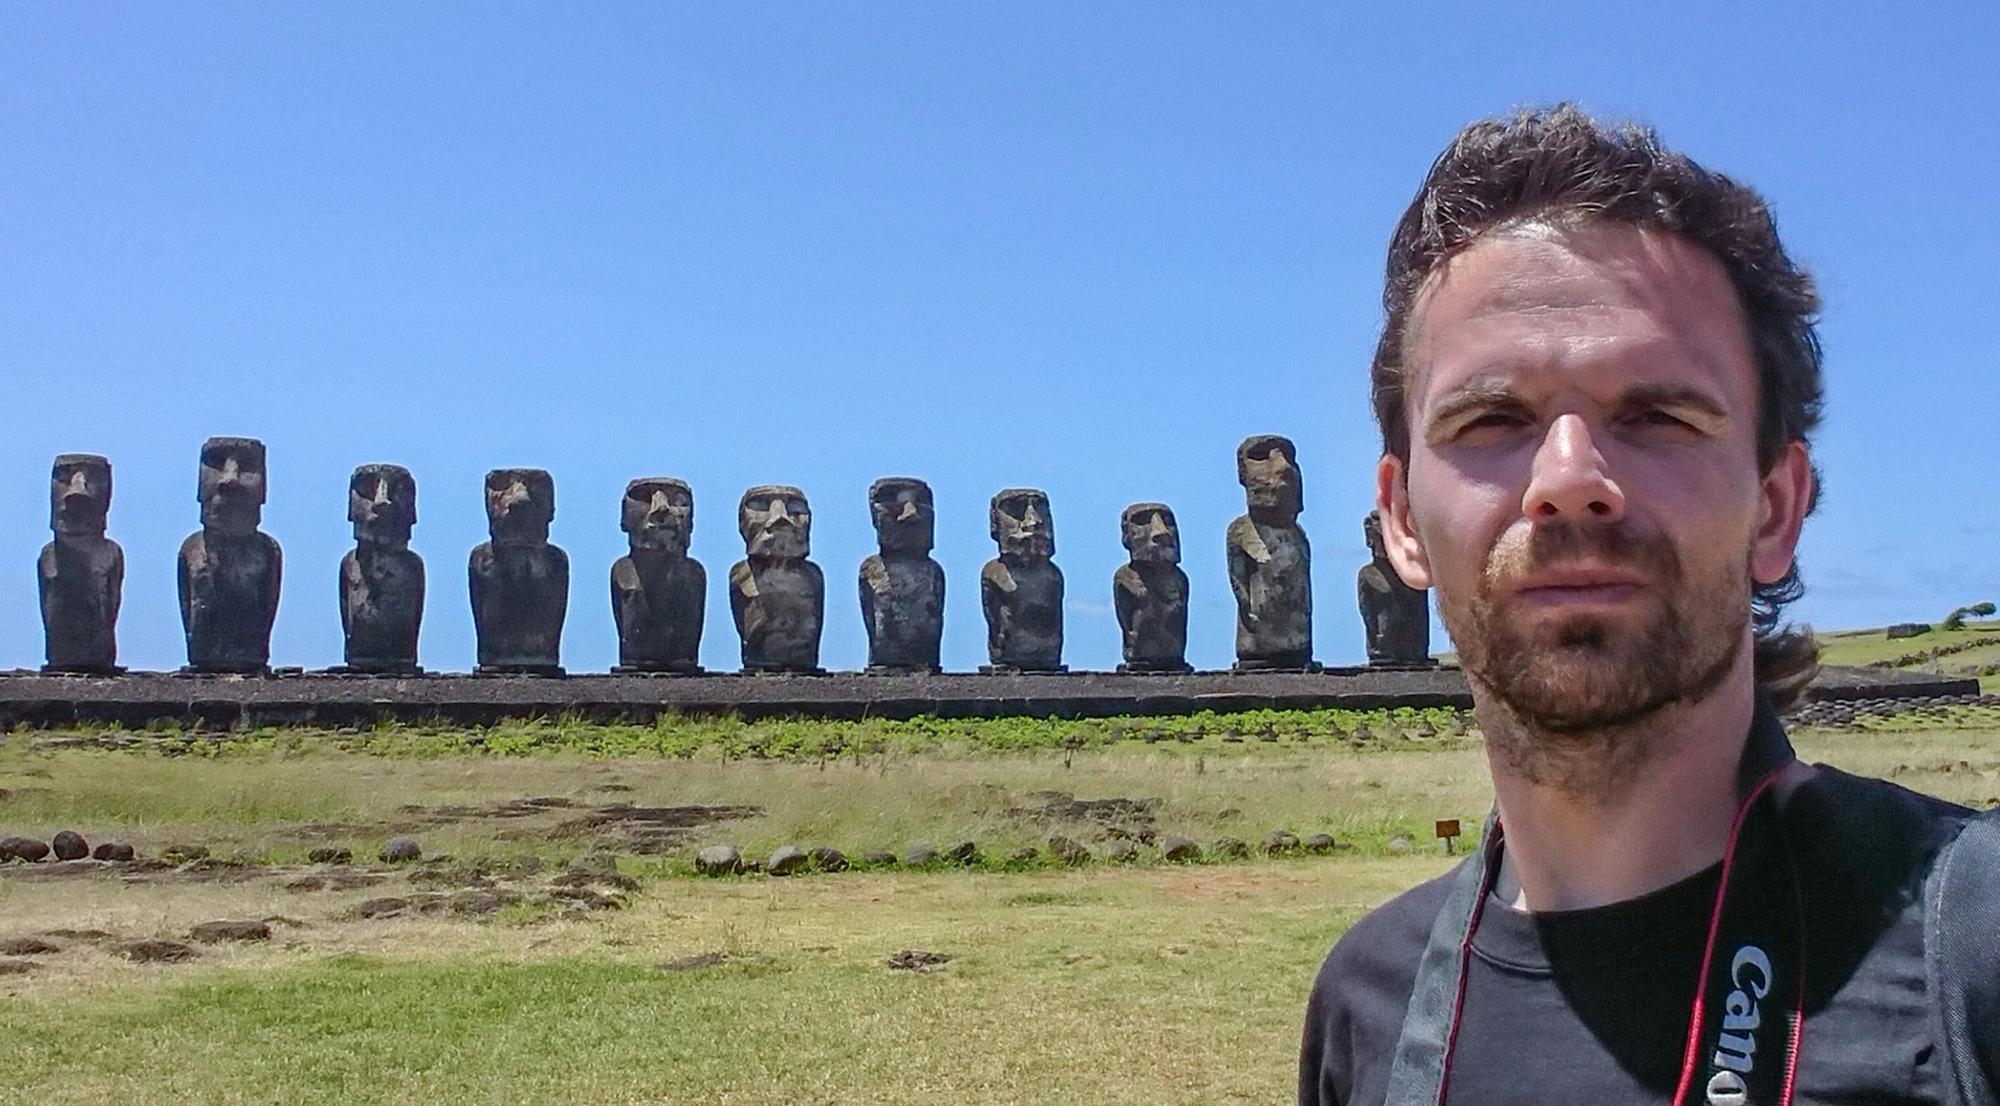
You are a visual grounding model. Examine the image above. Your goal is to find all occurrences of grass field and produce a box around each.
[1815,621,2000,692]
[3,707,1998,1105]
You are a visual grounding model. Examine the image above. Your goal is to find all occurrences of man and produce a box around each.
[1299,106,1999,1105]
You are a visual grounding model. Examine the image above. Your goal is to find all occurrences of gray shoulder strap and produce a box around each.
[1382,813,1498,1106]
[1929,808,2000,1106]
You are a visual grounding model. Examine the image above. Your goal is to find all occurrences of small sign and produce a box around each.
[1435,819,1462,854]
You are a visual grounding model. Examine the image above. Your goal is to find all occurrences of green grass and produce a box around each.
[2,714,1997,1104]
[1816,623,2000,692]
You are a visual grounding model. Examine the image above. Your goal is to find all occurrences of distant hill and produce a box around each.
[1815,624,2000,693]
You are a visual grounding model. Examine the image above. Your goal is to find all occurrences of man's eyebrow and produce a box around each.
[1617,382,1730,420]
[1424,376,1523,428]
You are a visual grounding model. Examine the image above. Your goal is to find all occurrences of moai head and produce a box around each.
[739,485,811,559]
[1236,434,1302,522]
[869,477,935,556]
[1120,502,1180,565]
[623,477,694,556]
[484,468,555,544]
[349,464,417,546]
[50,453,112,536]
[198,437,268,536]
[991,488,1054,560]
[1363,510,1387,562]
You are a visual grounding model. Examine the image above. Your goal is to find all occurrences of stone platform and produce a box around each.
[0,664,1974,729]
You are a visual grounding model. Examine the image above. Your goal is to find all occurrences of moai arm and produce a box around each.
[686,560,706,649]
[177,534,199,641]
[729,561,759,647]
[980,563,1008,659]
[468,548,487,632]
[339,552,357,641]
[858,557,883,644]
[611,558,642,641]
[1227,538,1256,626]
[547,546,570,638]
[107,544,125,629]
[261,536,283,631]
[1113,564,1143,640]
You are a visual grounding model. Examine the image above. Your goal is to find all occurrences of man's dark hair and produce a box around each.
[1370,104,1825,707]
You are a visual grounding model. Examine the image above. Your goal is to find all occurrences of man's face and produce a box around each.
[740,485,811,559]
[624,479,694,555]
[870,479,934,556]
[1377,222,1810,732]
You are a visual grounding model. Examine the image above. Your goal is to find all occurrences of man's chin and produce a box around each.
[1481,651,1678,733]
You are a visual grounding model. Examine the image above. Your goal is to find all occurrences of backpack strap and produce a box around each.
[1928,807,2000,1106]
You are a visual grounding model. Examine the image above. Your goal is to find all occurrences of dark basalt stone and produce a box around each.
[469,469,567,675]
[179,437,281,674]
[339,464,425,674]
[1226,435,1313,671]
[729,485,824,674]
[39,453,125,675]
[1114,502,1191,674]
[980,488,1064,673]
[858,477,944,674]
[611,478,705,674]
[1358,510,1435,668]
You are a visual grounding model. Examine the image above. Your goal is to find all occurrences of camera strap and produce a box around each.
[1383,702,1805,1105]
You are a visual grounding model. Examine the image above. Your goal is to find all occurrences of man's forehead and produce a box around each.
[1406,222,1756,409]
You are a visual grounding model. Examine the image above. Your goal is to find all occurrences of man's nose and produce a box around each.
[1522,414,1626,522]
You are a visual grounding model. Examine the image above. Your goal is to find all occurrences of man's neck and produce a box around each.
[1484,660,1763,914]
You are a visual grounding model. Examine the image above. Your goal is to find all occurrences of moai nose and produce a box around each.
[65,471,90,496]
[219,457,242,485]
[897,500,920,522]
[649,489,672,514]
[768,498,791,522]
[371,480,393,506]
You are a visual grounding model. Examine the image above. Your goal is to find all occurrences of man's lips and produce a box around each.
[1511,569,1648,608]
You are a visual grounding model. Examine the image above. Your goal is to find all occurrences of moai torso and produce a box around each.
[859,477,944,673]
[614,553,706,670]
[470,468,567,673]
[729,485,824,673]
[39,453,123,673]
[1358,512,1430,666]
[981,488,1064,672]
[1114,501,1190,673]
[180,437,281,673]
[612,478,705,672]
[339,463,424,673]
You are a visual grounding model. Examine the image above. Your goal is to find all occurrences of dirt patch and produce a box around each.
[1152,867,1318,901]
[1008,791,1161,843]
[542,803,761,854]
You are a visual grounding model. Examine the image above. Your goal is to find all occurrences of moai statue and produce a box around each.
[338,464,424,674]
[1226,434,1314,671]
[980,488,1064,673]
[1358,510,1434,667]
[178,437,282,674]
[1113,502,1190,674]
[611,477,705,673]
[38,454,124,674]
[729,485,824,673]
[469,468,567,675]
[859,477,945,674]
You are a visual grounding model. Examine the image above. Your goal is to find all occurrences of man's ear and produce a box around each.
[1376,454,1432,589]
[1750,441,1814,585]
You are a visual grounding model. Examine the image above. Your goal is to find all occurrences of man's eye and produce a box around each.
[1634,409,1693,430]
[1461,411,1527,434]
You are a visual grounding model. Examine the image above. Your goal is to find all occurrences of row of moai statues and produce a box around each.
[34,435,1435,676]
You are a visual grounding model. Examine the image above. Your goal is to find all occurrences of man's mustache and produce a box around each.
[1483,521,1680,590]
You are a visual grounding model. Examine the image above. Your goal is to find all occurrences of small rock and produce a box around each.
[0,959,34,976]
[903,843,940,867]
[189,920,271,944]
[887,949,952,972]
[548,886,622,911]
[92,842,135,862]
[1265,830,1300,856]
[740,859,764,875]
[351,896,411,920]
[1303,833,1337,853]
[0,837,51,863]
[767,845,810,876]
[50,831,89,861]
[379,836,422,864]
[1161,835,1201,863]
[1213,836,1249,860]
[159,844,209,865]
[0,937,60,956]
[1104,840,1139,863]
[41,928,112,943]
[659,951,728,972]
[447,889,519,916]
[694,845,743,876]
[119,939,197,964]
[944,840,981,866]
[307,847,353,865]
[1047,835,1091,865]
[1387,834,1415,856]
[1008,846,1040,864]
[862,850,898,867]
[808,847,848,873]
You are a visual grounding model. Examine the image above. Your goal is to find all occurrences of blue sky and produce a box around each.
[4,3,1996,674]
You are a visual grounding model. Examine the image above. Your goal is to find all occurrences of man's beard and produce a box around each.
[1438,520,1747,795]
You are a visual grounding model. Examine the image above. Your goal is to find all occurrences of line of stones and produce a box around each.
[37,435,1435,677]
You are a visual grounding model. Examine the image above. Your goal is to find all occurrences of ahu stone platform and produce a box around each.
[0,664,1973,729]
